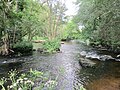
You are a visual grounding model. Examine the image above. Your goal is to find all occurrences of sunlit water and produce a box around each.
[0,40,120,90]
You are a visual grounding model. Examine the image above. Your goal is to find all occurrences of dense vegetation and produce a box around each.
[73,0,120,53]
[0,0,119,90]
[0,0,66,55]
[0,0,119,55]
[0,69,58,90]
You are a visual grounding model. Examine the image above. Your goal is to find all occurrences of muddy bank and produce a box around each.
[86,77,120,90]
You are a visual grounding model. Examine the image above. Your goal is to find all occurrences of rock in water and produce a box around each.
[117,54,120,58]
[2,61,7,63]
[37,48,44,53]
[79,58,96,68]
[85,52,100,60]
[80,51,87,57]
[99,55,115,61]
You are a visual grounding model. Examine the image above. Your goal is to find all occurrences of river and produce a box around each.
[0,40,120,90]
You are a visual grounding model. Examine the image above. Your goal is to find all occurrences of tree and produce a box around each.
[74,0,120,50]
[21,0,46,41]
[41,0,67,40]
[63,20,79,39]
[0,0,67,54]
[0,0,21,55]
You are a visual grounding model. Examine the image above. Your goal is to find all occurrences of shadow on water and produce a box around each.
[0,40,120,90]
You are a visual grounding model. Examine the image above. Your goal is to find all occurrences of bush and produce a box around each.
[42,39,61,53]
[13,41,33,53]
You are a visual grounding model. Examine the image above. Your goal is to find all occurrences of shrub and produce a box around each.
[42,39,61,53]
[13,41,33,53]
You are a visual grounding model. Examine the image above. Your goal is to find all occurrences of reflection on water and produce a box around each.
[0,40,120,90]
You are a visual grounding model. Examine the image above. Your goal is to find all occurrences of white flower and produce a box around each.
[17,78,23,83]
[31,81,34,86]
[18,87,22,90]
[20,80,23,83]
[24,78,28,80]
[26,80,34,85]
[7,85,10,89]
[16,79,19,84]
[9,85,13,89]
[45,80,57,87]
[13,83,17,87]
[19,78,23,81]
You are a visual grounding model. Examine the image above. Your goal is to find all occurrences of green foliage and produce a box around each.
[80,85,86,90]
[63,21,80,39]
[0,0,66,55]
[74,0,120,50]
[42,39,61,53]
[80,86,86,90]
[21,0,47,41]
[0,78,6,90]
[0,69,57,90]
[13,41,33,53]
[0,0,23,55]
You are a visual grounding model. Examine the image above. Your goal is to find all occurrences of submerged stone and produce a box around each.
[80,51,87,57]
[99,55,115,61]
[79,58,96,68]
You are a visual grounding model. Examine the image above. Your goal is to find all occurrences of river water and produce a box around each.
[0,40,120,90]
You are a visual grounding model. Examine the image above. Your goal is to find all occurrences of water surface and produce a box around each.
[0,40,120,90]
